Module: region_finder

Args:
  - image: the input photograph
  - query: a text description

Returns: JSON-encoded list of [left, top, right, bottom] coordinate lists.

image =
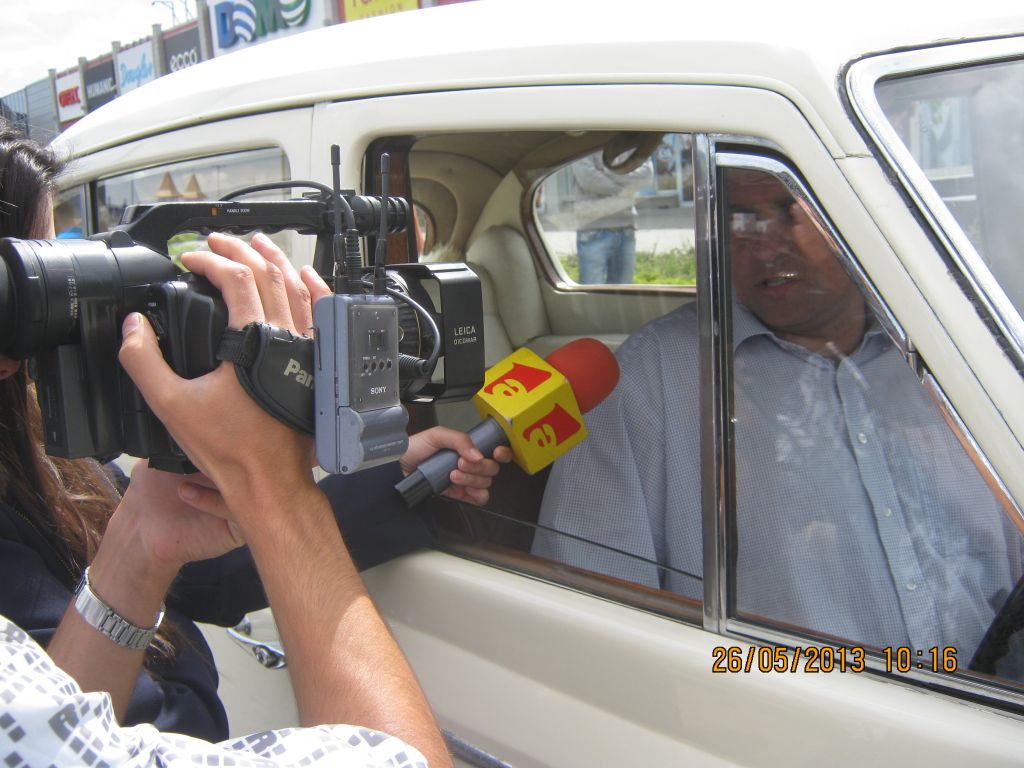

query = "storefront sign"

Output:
[[338, 0, 418, 21], [163, 23, 203, 73], [84, 57, 118, 112], [55, 69, 85, 123], [211, 0, 325, 56], [116, 40, 157, 93]]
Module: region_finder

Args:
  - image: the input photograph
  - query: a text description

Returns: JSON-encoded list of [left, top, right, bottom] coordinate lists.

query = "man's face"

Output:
[[727, 170, 865, 352]]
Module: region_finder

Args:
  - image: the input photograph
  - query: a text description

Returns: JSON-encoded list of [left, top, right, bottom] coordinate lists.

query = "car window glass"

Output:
[[534, 133, 695, 286], [94, 148, 290, 259], [723, 164, 1024, 688], [52, 186, 86, 238], [876, 59, 1024, 324]]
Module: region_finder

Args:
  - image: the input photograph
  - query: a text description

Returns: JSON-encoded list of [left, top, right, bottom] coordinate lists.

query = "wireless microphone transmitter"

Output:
[[313, 292, 408, 473]]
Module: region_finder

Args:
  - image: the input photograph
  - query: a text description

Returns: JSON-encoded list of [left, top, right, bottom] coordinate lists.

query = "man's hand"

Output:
[[401, 427, 512, 505], [119, 233, 314, 516]]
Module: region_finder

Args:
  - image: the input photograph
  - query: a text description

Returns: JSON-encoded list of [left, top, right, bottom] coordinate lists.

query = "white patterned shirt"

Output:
[[0, 614, 428, 768]]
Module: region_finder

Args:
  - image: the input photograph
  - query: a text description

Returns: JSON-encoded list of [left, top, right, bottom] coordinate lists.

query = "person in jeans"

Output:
[[571, 151, 653, 284]]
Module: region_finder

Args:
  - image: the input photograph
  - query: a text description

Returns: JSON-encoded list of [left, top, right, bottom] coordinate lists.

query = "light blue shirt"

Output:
[[535, 302, 1023, 657]]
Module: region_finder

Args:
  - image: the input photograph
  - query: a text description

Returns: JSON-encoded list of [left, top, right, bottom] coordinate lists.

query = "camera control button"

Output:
[[146, 312, 166, 337]]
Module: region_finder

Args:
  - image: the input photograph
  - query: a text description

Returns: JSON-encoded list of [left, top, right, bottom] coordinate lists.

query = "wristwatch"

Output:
[[73, 566, 165, 651]]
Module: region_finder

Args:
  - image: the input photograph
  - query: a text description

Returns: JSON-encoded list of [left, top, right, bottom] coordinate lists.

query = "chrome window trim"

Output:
[[846, 37, 1024, 367], [694, 133, 727, 634]]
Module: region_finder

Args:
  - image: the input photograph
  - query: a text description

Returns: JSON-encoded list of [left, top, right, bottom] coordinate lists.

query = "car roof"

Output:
[[55, 0, 1024, 158]]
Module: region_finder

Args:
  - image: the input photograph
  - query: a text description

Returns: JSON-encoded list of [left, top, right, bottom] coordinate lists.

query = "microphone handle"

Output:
[[395, 417, 510, 506]]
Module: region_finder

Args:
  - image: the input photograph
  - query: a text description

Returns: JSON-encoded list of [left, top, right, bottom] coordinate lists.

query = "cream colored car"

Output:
[[55, 1, 1024, 765]]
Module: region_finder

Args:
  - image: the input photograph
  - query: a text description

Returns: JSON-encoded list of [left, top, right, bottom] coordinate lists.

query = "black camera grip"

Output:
[[217, 323, 316, 434]]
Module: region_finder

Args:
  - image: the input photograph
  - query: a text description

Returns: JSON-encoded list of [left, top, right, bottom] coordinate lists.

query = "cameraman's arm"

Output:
[[119, 238, 452, 768]]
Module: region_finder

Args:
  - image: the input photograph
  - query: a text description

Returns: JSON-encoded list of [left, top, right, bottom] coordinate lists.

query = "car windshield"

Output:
[[875, 57, 1024, 327]]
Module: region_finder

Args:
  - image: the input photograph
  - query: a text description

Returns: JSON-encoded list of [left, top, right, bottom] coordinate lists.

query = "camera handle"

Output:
[[217, 322, 316, 434]]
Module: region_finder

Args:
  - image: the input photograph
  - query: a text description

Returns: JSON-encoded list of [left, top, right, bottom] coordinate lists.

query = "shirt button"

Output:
[[883, 507, 893, 518], [857, 432, 868, 445], [906, 581, 917, 592]]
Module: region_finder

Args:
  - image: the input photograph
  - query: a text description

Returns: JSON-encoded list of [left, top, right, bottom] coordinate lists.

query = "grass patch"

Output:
[[558, 246, 697, 285]]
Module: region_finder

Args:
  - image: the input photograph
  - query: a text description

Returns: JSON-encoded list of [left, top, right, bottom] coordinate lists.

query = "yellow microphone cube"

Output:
[[473, 348, 587, 474]]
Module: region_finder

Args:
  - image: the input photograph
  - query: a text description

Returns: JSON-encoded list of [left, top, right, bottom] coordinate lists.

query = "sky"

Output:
[[1, 0, 196, 96]]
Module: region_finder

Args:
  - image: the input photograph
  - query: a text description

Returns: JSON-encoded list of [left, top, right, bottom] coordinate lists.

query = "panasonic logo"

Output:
[[283, 358, 313, 388]]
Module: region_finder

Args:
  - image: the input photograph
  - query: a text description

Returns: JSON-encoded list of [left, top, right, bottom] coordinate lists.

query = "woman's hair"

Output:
[[0, 119, 176, 660], [0, 121, 63, 241]]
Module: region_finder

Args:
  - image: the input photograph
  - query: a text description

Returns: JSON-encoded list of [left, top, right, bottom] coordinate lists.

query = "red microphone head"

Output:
[[544, 338, 620, 413]]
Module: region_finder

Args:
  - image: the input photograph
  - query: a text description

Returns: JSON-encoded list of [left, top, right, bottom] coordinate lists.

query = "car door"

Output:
[[218, 82, 1024, 766]]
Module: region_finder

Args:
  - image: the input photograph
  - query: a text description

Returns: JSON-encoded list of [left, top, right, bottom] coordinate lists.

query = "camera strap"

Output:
[[216, 322, 315, 434]]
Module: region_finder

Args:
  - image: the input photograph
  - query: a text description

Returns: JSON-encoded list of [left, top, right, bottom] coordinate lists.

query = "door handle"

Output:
[[227, 617, 287, 669]]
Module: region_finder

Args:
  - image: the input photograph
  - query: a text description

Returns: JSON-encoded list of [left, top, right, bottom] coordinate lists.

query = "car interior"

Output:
[[363, 128, 702, 617]]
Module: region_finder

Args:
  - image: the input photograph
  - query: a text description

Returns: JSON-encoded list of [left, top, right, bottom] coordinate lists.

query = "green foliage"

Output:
[[559, 246, 697, 286]]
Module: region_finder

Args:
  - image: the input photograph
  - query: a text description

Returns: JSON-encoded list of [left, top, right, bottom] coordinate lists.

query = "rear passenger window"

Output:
[[534, 133, 695, 287], [94, 148, 290, 258]]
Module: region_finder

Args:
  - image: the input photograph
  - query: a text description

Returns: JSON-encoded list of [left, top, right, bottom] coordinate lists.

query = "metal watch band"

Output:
[[73, 566, 165, 651]]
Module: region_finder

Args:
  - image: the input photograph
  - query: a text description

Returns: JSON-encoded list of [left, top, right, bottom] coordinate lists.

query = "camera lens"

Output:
[[0, 238, 87, 359], [0, 257, 13, 353]]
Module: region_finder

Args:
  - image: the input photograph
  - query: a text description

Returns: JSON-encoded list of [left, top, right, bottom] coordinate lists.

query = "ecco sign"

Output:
[[169, 49, 200, 71], [162, 24, 203, 73]]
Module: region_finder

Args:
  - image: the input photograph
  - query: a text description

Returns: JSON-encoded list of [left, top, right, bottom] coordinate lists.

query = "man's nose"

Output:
[[747, 225, 793, 261]]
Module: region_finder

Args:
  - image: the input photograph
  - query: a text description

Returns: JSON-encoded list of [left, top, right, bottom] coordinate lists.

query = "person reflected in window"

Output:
[[537, 167, 1023, 673], [571, 150, 653, 284], [53, 199, 83, 238]]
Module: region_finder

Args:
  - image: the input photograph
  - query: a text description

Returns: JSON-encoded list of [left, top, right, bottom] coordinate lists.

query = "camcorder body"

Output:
[[0, 177, 484, 474]]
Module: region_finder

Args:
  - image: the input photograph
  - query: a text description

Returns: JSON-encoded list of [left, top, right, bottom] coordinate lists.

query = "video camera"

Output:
[[0, 147, 484, 473]]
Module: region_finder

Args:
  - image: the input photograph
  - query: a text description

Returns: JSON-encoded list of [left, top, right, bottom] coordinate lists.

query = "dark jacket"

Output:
[[0, 461, 432, 741]]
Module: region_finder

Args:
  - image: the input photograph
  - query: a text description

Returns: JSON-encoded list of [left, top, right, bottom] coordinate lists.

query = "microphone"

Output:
[[395, 338, 619, 506]]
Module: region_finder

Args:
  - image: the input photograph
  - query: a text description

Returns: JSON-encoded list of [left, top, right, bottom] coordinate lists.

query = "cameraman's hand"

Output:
[[401, 427, 512, 505], [119, 233, 314, 522]]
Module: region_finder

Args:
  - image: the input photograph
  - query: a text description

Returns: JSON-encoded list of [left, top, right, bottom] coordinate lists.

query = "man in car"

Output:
[[535, 168, 1024, 669]]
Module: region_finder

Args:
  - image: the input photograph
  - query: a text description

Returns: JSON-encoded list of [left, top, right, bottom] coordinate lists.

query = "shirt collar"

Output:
[[732, 301, 890, 364]]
